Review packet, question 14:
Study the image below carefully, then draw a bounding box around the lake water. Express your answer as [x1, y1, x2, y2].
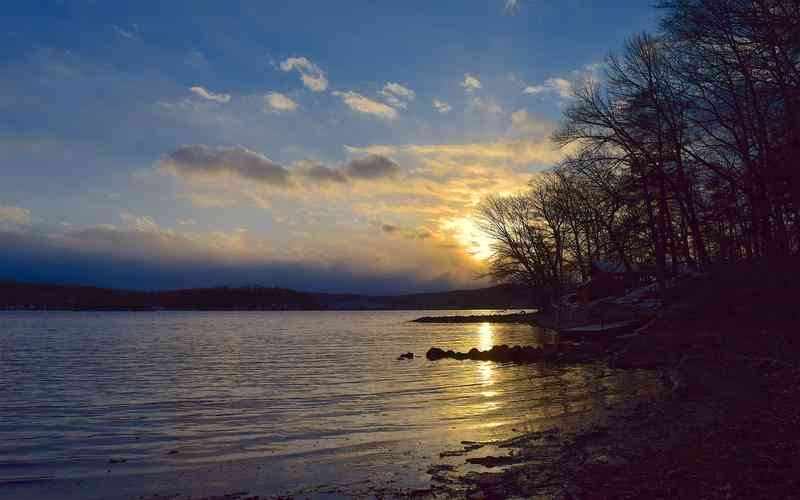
[0, 311, 662, 499]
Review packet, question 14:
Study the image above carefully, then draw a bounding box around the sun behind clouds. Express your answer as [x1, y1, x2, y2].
[444, 217, 494, 262]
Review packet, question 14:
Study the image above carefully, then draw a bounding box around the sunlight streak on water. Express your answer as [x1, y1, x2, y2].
[478, 362, 495, 390]
[478, 322, 494, 351]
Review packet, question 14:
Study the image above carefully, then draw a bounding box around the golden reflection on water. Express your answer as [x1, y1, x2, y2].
[475, 323, 502, 422]
[478, 322, 494, 351]
[424, 320, 665, 444]
[478, 361, 494, 387]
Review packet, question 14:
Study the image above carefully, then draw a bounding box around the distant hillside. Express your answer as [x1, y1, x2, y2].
[0, 281, 536, 311]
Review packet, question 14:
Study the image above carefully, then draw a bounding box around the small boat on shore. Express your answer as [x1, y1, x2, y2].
[558, 319, 644, 340]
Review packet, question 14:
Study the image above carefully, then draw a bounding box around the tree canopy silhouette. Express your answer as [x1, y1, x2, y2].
[478, 0, 799, 303]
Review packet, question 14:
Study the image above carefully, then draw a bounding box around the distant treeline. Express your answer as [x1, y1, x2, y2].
[0, 281, 536, 311]
[478, 0, 800, 301]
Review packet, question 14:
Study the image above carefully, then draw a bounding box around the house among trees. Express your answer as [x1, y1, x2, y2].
[575, 261, 629, 303]
[574, 261, 658, 303]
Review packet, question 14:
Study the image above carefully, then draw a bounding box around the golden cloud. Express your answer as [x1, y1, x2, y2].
[406, 137, 563, 166]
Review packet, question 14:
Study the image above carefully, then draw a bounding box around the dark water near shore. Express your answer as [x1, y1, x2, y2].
[0, 311, 662, 498]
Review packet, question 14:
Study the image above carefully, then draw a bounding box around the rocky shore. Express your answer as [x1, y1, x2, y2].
[394, 269, 800, 499]
[377, 358, 798, 499]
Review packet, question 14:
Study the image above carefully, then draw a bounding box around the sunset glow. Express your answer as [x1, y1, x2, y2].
[446, 217, 495, 262]
[0, 1, 658, 294]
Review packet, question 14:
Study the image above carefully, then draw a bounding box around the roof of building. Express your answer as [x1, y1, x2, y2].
[591, 260, 632, 274]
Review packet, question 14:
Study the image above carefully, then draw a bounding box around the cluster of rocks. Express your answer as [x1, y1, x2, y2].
[422, 340, 623, 365]
[425, 344, 554, 363]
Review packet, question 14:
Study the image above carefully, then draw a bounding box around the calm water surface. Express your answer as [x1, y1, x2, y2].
[0, 311, 661, 498]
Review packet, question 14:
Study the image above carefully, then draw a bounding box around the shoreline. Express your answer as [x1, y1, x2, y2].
[403, 272, 800, 498]
[410, 356, 800, 499]
[411, 312, 537, 324]
[52, 355, 797, 500]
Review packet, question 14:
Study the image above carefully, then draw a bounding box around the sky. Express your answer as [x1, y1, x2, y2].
[0, 0, 659, 293]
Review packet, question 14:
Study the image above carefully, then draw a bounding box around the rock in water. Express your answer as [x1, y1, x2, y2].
[426, 347, 447, 360]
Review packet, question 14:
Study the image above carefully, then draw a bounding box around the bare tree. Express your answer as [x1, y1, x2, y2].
[475, 190, 562, 308]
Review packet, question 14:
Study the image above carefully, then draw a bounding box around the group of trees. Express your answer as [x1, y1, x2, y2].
[478, 0, 800, 302]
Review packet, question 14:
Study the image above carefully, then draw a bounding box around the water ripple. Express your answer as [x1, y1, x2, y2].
[0, 310, 661, 483]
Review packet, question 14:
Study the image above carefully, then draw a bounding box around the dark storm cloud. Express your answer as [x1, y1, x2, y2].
[162, 145, 292, 187]
[344, 154, 401, 180]
[0, 229, 456, 294]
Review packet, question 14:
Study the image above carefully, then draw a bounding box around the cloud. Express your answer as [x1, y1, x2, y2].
[511, 109, 552, 136]
[551, 79, 572, 98]
[342, 121, 564, 195]
[189, 86, 231, 103]
[584, 62, 604, 75]
[159, 145, 292, 187]
[461, 74, 482, 93]
[177, 192, 238, 208]
[264, 92, 298, 112]
[344, 145, 399, 156]
[0, 223, 483, 294]
[379, 82, 415, 109]
[380, 223, 433, 240]
[504, 0, 520, 13]
[344, 154, 401, 179]
[433, 99, 452, 113]
[524, 77, 573, 98]
[523, 65, 602, 101]
[381, 82, 415, 100]
[296, 162, 349, 185]
[405, 137, 563, 166]
[333, 91, 398, 119]
[185, 50, 209, 68]
[160, 145, 408, 199]
[120, 212, 160, 233]
[279, 57, 328, 92]
[470, 96, 503, 115]
[112, 25, 137, 39]
[0, 205, 31, 225]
